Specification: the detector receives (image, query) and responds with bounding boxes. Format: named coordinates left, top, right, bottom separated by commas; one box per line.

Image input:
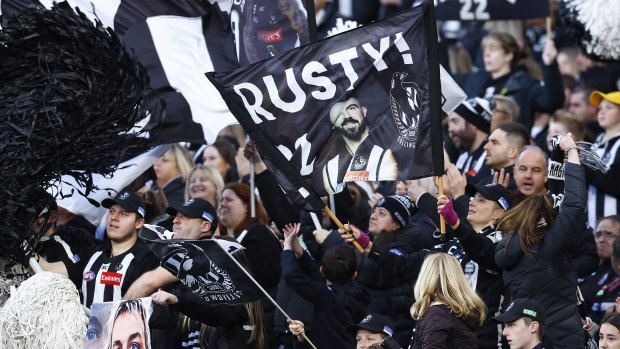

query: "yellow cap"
left=590, top=91, right=620, bottom=107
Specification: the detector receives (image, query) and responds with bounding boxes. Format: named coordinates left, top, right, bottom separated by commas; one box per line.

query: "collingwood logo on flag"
left=390, top=72, right=423, bottom=149
left=143, top=238, right=264, bottom=305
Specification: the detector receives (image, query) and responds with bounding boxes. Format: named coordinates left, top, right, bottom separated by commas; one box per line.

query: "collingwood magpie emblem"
left=353, top=155, right=368, bottom=170
left=162, top=244, right=239, bottom=300
left=390, top=72, right=422, bottom=149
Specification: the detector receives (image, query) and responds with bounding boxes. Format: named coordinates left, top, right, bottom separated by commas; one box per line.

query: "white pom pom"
left=565, top=0, right=620, bottom=59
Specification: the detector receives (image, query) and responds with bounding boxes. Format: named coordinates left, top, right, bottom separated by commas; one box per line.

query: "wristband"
left=440, top=196, right=459, bottom=226
left=345, top=224, right=370, bottom=249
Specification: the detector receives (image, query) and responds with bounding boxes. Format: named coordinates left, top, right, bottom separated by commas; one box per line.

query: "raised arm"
left=123, top=266, right=179, bottom=300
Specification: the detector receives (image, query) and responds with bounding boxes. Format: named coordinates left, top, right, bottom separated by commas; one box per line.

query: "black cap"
left=375, top=195, right=414, bottom=228
left=454, top=97, right=495, bottom=134
left=166, top=198, right=218, bottom=231
left=465, top=182, right=514, bottom=211
left=347, top=313, right=394, bottom=337
left=494, top=298, right=545, bottom=325
left=101, top=192, right=145, bottom=218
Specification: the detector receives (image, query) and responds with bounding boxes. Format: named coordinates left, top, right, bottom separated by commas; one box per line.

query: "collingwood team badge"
left=390, top=72, right=422, bottom=149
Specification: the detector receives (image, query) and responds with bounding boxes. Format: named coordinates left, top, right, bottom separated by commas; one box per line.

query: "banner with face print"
left=208, top=3, right=462, bottom=211
left=85, top=298, right=153, bottom=349
left=142, top=238, right=265, bottom=304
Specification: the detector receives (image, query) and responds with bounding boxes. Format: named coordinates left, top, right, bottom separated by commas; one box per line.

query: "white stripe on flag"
left=52, top=145, right=170, bottom=226
left=64, top=0, right=121, bottom=29
left=147, top=15, right=238, bottom=144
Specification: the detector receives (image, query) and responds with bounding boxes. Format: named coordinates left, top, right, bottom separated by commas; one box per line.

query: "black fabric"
left=435, top=0, right=549, bottom=20
left=235, top=223, right=282, bottom=291
left=281, top=250, right=369, bottom=349
left=495, top=163, right=587, bottom=348
left=161, top=177, right=187, bottom=210
left=254, top=169, right=300, bottom=233
left=316, top=1, right=358, bottom=39
left=579, top=259, right=614, bottom=314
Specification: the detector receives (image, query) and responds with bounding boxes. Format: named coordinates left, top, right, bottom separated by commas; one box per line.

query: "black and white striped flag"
left=1, top=0, right=240, bottom=144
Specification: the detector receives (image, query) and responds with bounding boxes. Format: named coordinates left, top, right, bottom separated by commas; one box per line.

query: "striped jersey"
left=586, top=132, right=620, bottom=228
left=65, top=237, right=158, bottom=307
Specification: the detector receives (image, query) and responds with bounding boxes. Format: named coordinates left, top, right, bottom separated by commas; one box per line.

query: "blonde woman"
left=184, top=165, right=225, bottom=208
left=410, top=253, right=486, bottom=349
left=153, top=144, right=194, bottom=208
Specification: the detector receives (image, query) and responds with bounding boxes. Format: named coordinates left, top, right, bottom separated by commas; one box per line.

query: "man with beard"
left=448, top=97, right=494, bottom=185
left=322, top=97, right=397, bottom=194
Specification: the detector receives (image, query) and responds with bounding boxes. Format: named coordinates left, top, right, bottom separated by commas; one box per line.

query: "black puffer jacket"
left=454, top=63, right=564, bottom=130
left=412, top=304, right=480, bottom=349
left=495, top=163, right=586, bottom=348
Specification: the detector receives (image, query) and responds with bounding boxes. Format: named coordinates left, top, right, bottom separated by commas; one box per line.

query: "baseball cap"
left=590, top=90, right=620, bottom=107
left=346, top=313, right=395, bottom=337
left=494, top=298, right=545, bottom=325
left=453, top=97, right=495, bottom=134
left=376, top=195, right=415, bottom=227
left=101, top=191, right=145, bottom=218
left=166, top=198, right=218, bottom=230
left=465, top=182, right=514, bottom=211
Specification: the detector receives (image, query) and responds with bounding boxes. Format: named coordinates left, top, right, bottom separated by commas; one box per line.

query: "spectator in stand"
left=203, top=140, right=239, bottom=184
left=150, top=235, right=267, bottom=349
left=347, top=313, right=401, bottom=349
left=185, top=165, right=224, bottom=208
left=410, top=253, right=485, bottom=349
left=589, top=231, right=620, bottom=325
left=218, top=183, right=281, bottom=291
left=454, top=32, right=564, bottom=131
left=557, top=47, right=579, bottom=77
left=545, top=111, right=586, bottom=154
left=484, top=121, right=530, bottom=190
left=585, top=91, right=620, bottom=228
left=495, top=133, right=586, bottom=347
left=513, top=146, right=549, bottom=201
left=562, top=74, right=579, bottom=111
left=448, top=97, right=494, bottom=185
left=570, top=86, right=604, bottom=142
left=494, top=298, right=547, bottom=349
left=490, top=95, right=520, bottom=133
left=281, top=223, right=369, bottom=349
left=153, top=144, right=194, bottom=209
left=600, top=313, right=620, bottom=349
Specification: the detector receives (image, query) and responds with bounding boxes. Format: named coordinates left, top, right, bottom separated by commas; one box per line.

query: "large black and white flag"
left=435, top=0, right=549, bottom=21
left=0, top=0, right=240, bottom=144
left=208, top=3, right=461, bottom=210
left=142, top=238, right=265, bottom=305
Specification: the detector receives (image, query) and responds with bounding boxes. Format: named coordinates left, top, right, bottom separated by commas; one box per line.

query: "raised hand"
left=151, top=290, right=178, bottom=305
left=492, top=168, right=511, bottom=188
left=283, top=223, right=303, bottom=258
left=437, top=195, right=459, bottom=227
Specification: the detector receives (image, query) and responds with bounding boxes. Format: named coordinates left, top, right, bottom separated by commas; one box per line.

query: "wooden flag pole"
left=324, top=206, right=365, bottom=253
left=217, top=242, right=317, bottom=349
left=437, top=176, right=446, bottom=235
left=546, top=17, right=552, bottom=39
left=250, top=155, right=256, bottom=218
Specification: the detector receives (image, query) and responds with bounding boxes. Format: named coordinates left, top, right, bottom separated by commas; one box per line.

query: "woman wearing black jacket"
left=495, top=133, right=585, bottom=348
left=454, top=32, right=564, bottom=130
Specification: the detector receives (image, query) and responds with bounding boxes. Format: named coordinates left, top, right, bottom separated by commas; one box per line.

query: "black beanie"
left=453, top=97, right=495, bottom=134
left=375, top=195, right=414, bottom=228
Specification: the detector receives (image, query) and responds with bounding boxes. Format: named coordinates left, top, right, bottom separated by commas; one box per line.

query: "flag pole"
left=437, top=176, right=446, bottom=235
left=323, top=206, right=365, bottom=253
left=250, top=155, right=256, bottom=218
left=546, top=17, right=552, bottom=39
left=216, top=242, right=318, bottom=349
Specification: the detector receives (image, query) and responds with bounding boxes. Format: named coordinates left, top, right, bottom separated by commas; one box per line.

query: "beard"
left=338, top=118, right=368, bottom=141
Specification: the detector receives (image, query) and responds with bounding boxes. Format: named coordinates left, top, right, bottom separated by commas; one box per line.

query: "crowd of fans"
left=14, top=1, right=620, bottom=349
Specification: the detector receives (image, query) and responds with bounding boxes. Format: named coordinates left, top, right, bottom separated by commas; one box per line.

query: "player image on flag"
left=208, top=2, right=463, bottom=203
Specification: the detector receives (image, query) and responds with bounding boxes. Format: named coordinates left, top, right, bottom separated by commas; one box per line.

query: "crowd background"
left=4, top=0, right=620, bottom=348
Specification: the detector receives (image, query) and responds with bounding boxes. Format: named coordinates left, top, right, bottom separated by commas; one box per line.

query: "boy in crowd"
left=282, top=223, right=369, bottom=348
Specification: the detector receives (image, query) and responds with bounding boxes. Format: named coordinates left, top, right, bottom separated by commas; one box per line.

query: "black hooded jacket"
left=495, top=163, right=586, bottom=348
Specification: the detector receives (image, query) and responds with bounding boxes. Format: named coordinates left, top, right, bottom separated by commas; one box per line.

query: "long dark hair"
left=601, top=313, right=620, bottom=333
left=496, top=194, right=558, bottom=259
left=178, top=236, right=265, bottom=348
left=219, top=183, right=270, bottom=236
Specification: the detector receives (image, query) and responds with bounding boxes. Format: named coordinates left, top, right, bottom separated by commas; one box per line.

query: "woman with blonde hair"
left=153, top=144, right=194, bottom=208
left=410, top=253, right=485, bottom=349
left=185, top=165, right=225, bottom=208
